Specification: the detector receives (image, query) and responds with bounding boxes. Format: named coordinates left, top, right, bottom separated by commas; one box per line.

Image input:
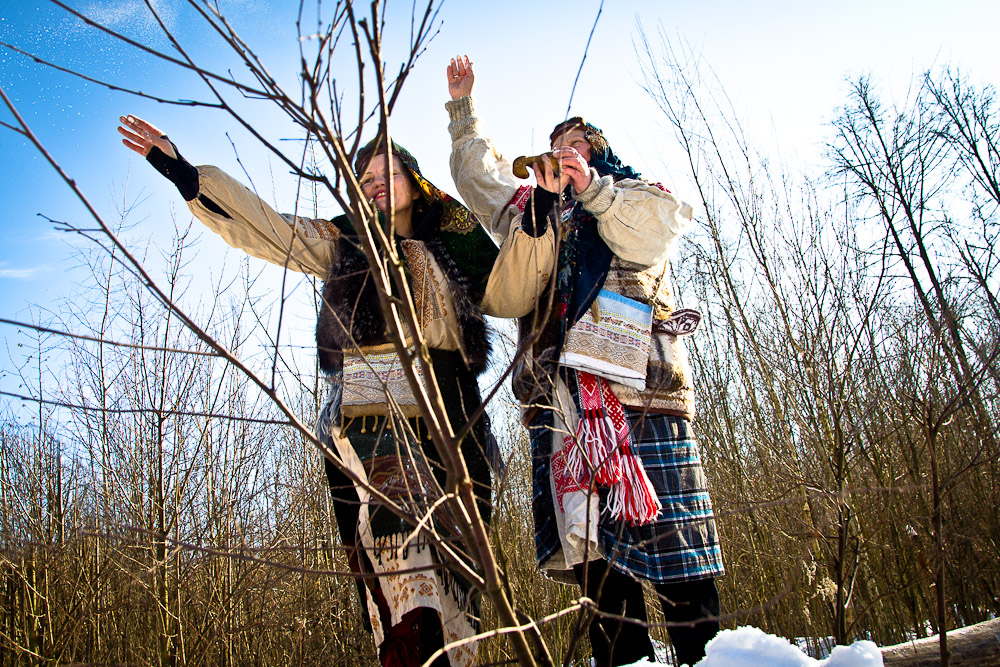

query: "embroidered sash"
left=341, top=343, right=424, bottom=418
left=564, top=371, right=662, bottom=526
left=560, top=289, right=653, bottom=390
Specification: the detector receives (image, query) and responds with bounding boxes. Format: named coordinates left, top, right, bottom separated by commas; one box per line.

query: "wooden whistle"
left=512, top=153, right=560, bottom=179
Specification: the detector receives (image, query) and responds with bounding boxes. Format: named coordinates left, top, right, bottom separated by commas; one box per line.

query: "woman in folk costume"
left=118, top=115, right=501, bottom=667
left=443, top=57, right=725, bottom=666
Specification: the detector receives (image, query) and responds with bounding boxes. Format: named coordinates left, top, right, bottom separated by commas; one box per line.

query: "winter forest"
left=1, top=1, right=998, bottom=666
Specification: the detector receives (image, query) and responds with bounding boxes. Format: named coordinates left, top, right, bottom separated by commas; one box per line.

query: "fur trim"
left=316, top=239, right=386, bottom=372
left=315, top=234, right=491, bottom=375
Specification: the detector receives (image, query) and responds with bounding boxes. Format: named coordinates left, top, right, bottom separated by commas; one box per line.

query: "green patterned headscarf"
left=355, top=137, right=477, bottom=233
left=349, top=137, right=499, bottom=311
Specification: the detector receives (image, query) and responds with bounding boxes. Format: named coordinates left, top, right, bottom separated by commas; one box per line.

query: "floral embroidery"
left=400, top=240, right=449, bottom=332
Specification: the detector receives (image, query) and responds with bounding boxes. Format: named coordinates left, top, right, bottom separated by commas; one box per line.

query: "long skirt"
left=529, top=393, right=725, bottom=584
left=318, top=349, right=494, bottom=666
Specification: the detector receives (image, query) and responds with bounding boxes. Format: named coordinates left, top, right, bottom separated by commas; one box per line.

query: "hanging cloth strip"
left=564, top=371, right=662, bottom=525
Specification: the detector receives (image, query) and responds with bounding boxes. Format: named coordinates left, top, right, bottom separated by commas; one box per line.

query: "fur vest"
left=316, top=227, right=491, bottom=377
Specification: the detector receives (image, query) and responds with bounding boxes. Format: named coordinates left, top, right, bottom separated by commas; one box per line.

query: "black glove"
left=146, top=139, right=228, bottom=217
left=146, top=139, right=199, bottom=201
left=522, top=187, right=559, bottom=237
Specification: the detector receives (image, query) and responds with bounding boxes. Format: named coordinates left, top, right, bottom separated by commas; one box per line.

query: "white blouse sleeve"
left=574, top=171, right=694, bottom=268
left=188, top=165, right=338, bottom=279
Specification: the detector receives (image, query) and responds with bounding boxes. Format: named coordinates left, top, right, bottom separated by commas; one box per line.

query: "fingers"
left=530, top=155, right=568, bottom=193
left=530, top=147, right=589, bottom=192
left=117, top=114, right=175, bottom=158
left=117, top=118, right=151, bottom=156
left=551, top=147, right=584, bottom=178
left=120, top=138, right=146, bottom=156
left=116, top=123, right=140, bottom=143
left=447, top=55, right=475, bottom=99
left=448, top=55, right=474, bottom=81
left=559, top=149, right=592, bottom=191
left=526, top=161, right=547, bottom=188
left=120, top=114, right=162, bottom=137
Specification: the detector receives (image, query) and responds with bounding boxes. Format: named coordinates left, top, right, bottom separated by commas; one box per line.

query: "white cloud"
left=0, top=263, right=47, bottom=280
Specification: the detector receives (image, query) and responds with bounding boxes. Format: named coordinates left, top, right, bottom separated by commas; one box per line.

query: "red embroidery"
left=570, top=372, right=663, bottom=526
left=653, top=182, right=670, bottom=193
left=507, top=185, right=532, bottom=213
left=551, top=449, right=587, bottom=512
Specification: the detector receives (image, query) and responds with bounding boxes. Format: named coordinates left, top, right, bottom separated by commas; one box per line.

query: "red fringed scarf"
left=564, top=371, right=662, bottom=525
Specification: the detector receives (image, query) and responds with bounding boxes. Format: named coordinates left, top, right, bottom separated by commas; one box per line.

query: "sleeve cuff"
left=147, top=142, right=200, bottom=201
left=445, top=96, right=479, bottom=142
left=523, top=187, right=558, bottom=237
left=574, top=169, right=614, bottom=215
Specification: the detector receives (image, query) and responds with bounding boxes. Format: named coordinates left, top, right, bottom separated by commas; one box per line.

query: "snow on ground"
left=622, top=626, right=884, bottom=667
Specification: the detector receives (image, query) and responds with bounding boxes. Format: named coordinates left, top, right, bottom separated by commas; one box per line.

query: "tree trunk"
left=882, top=618, right=1000, bottom=666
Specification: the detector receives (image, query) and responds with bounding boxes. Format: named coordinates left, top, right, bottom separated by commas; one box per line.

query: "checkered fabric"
left=530, top=409, right=725, bottom=583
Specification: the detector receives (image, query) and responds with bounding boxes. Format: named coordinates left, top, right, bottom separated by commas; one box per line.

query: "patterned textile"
left=399, top=240, right=451, bottom=336
left=341, top=343, right=424, bottom=418
left=563, top=372, right=661, bottom=525
left=530, top=403, right=725, bottom=584
left=560, top=289, right=653, bottom=390
left=318, top=349, right=493, bottom=667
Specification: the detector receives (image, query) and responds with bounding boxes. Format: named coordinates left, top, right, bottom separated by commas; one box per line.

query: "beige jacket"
left=186, top=165, right=469, bottom=354
left=446, top=96, right=698, bottom=418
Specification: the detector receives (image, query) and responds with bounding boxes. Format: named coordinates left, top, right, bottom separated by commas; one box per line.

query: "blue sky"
left=1, top=0, right=998, bottom=411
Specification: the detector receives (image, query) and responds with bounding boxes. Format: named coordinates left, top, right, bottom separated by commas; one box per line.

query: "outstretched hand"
left=118, top=115, right=176, bottom=159
left=447, top=55, right=474, bottom=100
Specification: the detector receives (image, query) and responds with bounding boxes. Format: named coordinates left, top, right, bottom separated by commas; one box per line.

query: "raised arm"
left=444, top=58, right=523, bottom=242
left=118, top=114, right=338, bottom=278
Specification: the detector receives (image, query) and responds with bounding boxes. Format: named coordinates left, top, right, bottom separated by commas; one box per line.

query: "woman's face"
left=359, top=153, right=420, bottom=216
left=550, top=127, right=592, bottom=163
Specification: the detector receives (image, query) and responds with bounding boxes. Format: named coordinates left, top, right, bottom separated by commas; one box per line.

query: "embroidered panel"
left=400, top=239, right=449, bottom=333
left=560, top=289, right=653, bottom=390
left=341, top=343, right=424, bottom=418
left=604, top=256, right=674, bottom=321
left=551, top=448, right=588, bottom=512
left=508, top=184, right=532, bottom=213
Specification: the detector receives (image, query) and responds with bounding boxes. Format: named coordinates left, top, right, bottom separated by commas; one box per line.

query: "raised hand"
left=447, top=55, right=474, bottom=100
left=117, top=114, right=176, bottom=159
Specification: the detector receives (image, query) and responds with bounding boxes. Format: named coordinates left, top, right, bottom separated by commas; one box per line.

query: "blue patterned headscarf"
left=549, top=117, right=640, bottom=181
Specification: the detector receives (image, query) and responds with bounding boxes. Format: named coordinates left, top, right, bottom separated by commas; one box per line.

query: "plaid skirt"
left=530, top=407, right=725, bottom=583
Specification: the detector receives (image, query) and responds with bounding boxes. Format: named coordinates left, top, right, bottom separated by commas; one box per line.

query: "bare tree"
left=1, top=2, right=548, bottom=665
left=635, top=24, right=1000, bottom=663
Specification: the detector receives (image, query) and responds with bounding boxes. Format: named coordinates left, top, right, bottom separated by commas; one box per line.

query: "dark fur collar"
left=316, top=234, right=490, bottom=375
